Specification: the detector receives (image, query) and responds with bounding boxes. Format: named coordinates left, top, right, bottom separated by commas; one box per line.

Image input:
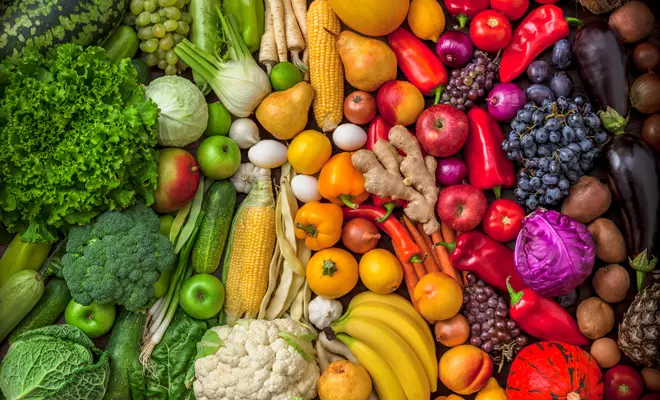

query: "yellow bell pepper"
left=475, top=378, right=508, bottom=400
left=318, top=152, right=369, bottom=208
left=0, top=233, right=52, bottom=288
left=287, top=130, right=332, bottom=175
left=294, top=201, right=343, bottom=251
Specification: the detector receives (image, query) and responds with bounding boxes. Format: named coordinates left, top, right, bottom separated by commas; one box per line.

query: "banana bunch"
left=328, top=292, right=438, bottom=400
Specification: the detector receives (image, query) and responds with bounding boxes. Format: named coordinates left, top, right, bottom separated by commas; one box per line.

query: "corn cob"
left=222, top=178, right=276, bottom=323
left=307, top=0, right=343, bottom=132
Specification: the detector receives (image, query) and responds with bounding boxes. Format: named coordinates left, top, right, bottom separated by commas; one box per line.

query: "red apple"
left=605, top=365, right=644, bottom=400
left=436, top=184, right=488, bottom=231
left=153, top=148, right=201, bottom=214
left=416, top=104, right=469, bottom=157
left=376, top=80, right=425, bottom=126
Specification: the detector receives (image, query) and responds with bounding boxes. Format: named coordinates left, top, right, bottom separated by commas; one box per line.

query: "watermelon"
left=0, top=0, right=127, bottom=59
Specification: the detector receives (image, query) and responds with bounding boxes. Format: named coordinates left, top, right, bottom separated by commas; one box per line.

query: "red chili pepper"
left=438, top=231, right=524, bottom=292
left=483, top=199, right=525, bottom=243
left=500, top=5, right=582, bottom=83
left=366, top=116, right=392, bottom=151
left=507, top=277, right=590, bottom=346
left=444, top=0, right=489, bottom=28
left=387, top=28, right=447, bottom=103
left=465, top=107, right=515, bottom=198
left=372, top=195, right=408, bottom=222
left=343, top=205, right=422, bottom=263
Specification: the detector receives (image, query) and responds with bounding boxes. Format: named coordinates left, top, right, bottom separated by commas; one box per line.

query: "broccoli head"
left=61, top=202, right=175, bottom=311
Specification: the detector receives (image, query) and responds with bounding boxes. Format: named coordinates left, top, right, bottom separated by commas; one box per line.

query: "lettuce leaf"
left=0, top=44, right=159, bottom=243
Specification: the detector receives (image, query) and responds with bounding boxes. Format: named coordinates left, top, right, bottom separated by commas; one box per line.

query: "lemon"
left=359, top=249, right=403, bottom=295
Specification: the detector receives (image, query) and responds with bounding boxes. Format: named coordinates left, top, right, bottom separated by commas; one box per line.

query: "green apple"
left=65, top=300, right=116, bottom=338
left=179, top=273, right=225, bottom=320
left=196, top=136, right=241, bottom=180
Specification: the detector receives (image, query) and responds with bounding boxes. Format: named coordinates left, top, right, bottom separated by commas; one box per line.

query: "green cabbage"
left=0, top=44, right=160, bottom=244
left=0, top=325, right=110, bottom=399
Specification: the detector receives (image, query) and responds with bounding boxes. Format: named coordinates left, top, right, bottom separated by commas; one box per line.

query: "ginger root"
left=352, top=125, right=440, bottom=234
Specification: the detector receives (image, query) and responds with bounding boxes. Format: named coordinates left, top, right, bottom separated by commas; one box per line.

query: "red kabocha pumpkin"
left=506, top=342, right=604, bottom=400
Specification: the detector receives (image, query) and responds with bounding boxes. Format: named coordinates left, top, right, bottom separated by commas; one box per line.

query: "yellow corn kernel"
left=308, top=0, right=343, bottom=132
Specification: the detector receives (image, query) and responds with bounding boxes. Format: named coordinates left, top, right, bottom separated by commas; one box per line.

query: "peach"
left=439, top=345, right=493, bottom=395
left=413, top=272, right=463, bottom=322
left=376, top=80, right=425, bottom=126
left=435, top=396, right=465, bottom=400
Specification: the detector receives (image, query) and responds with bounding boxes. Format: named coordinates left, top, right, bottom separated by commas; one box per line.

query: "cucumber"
left=192, top=181, right=237, bottom=274
left=104, top=309, right=147, bottom=400
left=7, top=278, right=71, bottom=344
left=0, top=270, right=44, bottom=342
left=102, top=25, right=139, bottom=62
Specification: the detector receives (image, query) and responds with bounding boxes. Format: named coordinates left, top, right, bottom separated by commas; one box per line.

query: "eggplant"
left=604, top=134, right=659, bottom=290
left=574, top=21, right=629, bottom=135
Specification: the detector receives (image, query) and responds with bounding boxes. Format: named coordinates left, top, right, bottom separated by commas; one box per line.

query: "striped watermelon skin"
left=507, top=342, right=604, bottom=400
left=0, top=0, right=127, bottom=59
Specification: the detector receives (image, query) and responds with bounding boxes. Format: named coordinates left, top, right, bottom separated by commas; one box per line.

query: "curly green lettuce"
left=0, top=44, right=160, bottom=244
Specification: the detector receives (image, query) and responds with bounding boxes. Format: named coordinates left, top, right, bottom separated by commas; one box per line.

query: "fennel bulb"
left=174, top=8, right=271, bottom=118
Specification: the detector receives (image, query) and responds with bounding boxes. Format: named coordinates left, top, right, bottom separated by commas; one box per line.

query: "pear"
left=337, top=31, right=398, bottom=92
left=256, top=82, right=314, bottom=140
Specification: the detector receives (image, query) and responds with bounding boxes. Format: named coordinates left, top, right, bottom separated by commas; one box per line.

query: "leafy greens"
left=0, top=44, right=160, bottom=243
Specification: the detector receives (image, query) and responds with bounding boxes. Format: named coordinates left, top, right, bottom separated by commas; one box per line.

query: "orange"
left=358, top=249, right=403, bottom=295
left=414, top=272, right=463, bottom=321
left=306, top=248, right=359, bottom=299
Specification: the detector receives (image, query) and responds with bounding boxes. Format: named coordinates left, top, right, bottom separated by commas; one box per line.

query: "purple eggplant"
left=574, top=21, right=629, bottom=135
left=604, top=134, right=659, bottom=290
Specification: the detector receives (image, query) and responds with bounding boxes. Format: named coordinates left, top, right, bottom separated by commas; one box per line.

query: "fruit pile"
left=501, top=96, right=610, bottom=209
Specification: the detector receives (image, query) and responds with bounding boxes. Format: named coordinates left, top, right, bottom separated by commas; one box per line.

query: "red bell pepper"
left=500, top=5, right=582, bottom=82
left=507, top=277, right=590, bottom=346
left=483, top=199, right=525, bottom=243
left=387, top=28, right=447, bottom=102
left=438, top=231, right=524, bottom=292
left=372, top=195, right=407, bottom=221
left=465, top=107, right=515, bottom=198
left=367, top=116, right=392, bottom=151
left=444, top=0, right=489, bottom=28
left=343, top=205, right=423, bottom=263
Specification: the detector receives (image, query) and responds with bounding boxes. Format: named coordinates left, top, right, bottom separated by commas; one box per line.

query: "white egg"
left=332, top=123, right=368, bottom=151
left=291, top=175, right=321, bottom=203
left=248, top=140, right=288, bottom=169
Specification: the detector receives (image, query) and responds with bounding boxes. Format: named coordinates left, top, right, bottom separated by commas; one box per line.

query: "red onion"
left=487, top=83, right=527, bottom=121
left=436, top=157, right=468, bottom=186
left=436, top=31, right=473, bottom=68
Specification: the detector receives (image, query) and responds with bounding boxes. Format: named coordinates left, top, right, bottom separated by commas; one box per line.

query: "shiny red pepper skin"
left=500, top=5, right=576, bottom=82
left=465, top=107, right=515, bottom=197
left=507, top=278, right=590, bottom=346
left=534, top=0, right=559, bottom=3
left=442, top=231, right=524, bottom=292
left=343, top=206, right=422, bottom=262
left=387, top=28, right=447, bottom=100
left=366, top=116, right=392, bottom=151
left=372, top=195, right=407, bottom=221
left=444, top=0, right=489, bottom=28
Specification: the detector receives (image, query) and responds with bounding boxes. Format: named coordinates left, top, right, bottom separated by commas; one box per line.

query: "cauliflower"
left=194, top=319, right=320, bottom=400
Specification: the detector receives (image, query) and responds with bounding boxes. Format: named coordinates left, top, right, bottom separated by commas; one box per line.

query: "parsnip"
left=283, top=0, right=305, bottom=69
left=291, top=0, right=309, bottom=77
left=268, top=0, right=288, bottom=62
left=259, top=0, right=278, bottom=73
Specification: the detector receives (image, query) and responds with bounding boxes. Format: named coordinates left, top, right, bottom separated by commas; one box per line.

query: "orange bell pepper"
left=318, top=152, right=369, bottom=208
left=294, top=201, right=343, bottom=251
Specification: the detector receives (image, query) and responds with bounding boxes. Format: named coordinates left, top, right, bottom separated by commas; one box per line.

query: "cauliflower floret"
left=194, top=319, right=320, bottom=400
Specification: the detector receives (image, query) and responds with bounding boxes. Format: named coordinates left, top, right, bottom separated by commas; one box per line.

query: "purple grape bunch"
left=439, top=50, right=498, bottom=111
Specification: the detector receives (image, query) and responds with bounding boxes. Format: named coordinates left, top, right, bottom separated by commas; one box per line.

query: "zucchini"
left=102, top=25, right=139, bottom=62
left=0, top=233, right=52, bottom=287
left=192, top=181, right=237, bottom=274
left=0, top=0, right=128, bottom=59
left=0, top=270, right=44, bottom=342
left=104, top=309, right=147, bottom=400
left=7, top=278, right=71, bottom=344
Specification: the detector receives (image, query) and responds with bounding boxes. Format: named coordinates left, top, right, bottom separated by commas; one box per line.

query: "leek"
left=174, top=7, right=271, bottom=117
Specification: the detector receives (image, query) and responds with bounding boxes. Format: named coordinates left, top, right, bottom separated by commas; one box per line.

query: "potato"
left=592, top=264, right=630, bottom=303
left=609, top=1, right=654, bottom=43
left=641, top=367, right=660, bottom=392
left=576, top=297, right=615, bottom=340
left=561, top=176, right=612, bottom=223
left=590, top=337, right=621, bottom=368
left=588, top=218, right=627, bottom=264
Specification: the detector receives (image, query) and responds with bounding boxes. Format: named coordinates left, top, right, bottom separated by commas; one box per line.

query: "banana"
left=336, top=334, right=407, bottom=400
left=331, top=316, right=430, bottom=400
left=349, top=291, right=434, bottom=347
left=349, top=301, right=438, bottom=391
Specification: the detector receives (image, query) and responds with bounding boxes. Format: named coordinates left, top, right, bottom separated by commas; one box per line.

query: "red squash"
left=507, top=342, right=604, bottom=400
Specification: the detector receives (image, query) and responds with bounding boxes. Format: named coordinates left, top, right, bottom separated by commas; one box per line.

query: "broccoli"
left=61, top=202, right=175, bottom=311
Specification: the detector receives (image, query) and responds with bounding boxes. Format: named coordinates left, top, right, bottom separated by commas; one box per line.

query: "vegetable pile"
left=1, top=0, right=660, bottom=400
